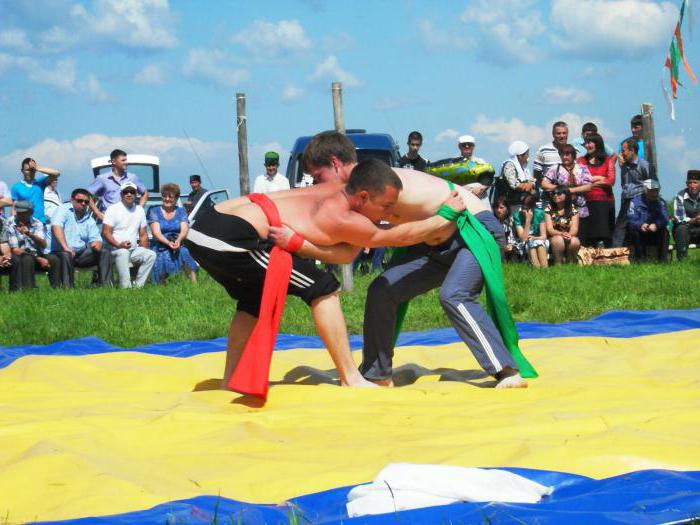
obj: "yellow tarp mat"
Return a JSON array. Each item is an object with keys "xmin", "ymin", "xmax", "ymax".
[{"xmin": 1, "ymin": 330, "xmax": 699, "ymax": 523}]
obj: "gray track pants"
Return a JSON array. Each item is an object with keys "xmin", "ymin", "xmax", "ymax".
[{"xmin": 360, "ymin": 210, "xmax": 515, "ymax": 380}]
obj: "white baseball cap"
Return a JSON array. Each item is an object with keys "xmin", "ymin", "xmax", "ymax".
[
  {"xmin": 458, "ymin": 135, "xmax": 475, "ymax": 145},
  {"xmin": 508, "ymin": 140, "xmax": 529, "ymax": 156},
  {"xmin": 120, "ymin": 181, "xmax": 138, "ymax": 192}
]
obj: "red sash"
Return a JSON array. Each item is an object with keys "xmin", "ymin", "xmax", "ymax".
[{"xmin": 228, "ymin": 193, "xmax": 292, "ymax": 400}]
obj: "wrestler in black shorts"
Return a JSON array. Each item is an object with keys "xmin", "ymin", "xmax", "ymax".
[{"xmin": 184, "ymin": 206, "xmax": 339, "ymax": 316}]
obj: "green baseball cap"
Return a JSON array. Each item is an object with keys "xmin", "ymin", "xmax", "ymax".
[{"xmin": 264, "ymin": 151, "xmax": 280, "ymax": 166}]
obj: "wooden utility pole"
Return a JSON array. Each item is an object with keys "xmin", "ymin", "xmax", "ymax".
[
  {"xmin": 332, "ymin": 81, "xmax": 353, "ymax": 292},
  {"xmin": 236, "ymin": 93, "xmax": 250, "ymax": 196},
  {"xmin": 641, "ymin": 103, "xmax": 658, "ymax": 177}
]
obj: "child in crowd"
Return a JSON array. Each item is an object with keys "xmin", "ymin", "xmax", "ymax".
[
  {"xmin": 545, "ymin": 186, "xmax": 581, "ymax": 264},
  {"xmin": 513, "ymin": 194, "xmax": 548, "ymax": 268},
  {"xmin": 492, "ymin": 196, "xmax": 521, "ymax": 262}
]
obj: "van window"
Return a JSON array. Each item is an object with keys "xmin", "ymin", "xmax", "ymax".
[{"xmin": 95, "ymin": 163, "xmax": 158, "ymax": 193}]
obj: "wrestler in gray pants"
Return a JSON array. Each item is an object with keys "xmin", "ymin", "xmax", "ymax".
[{"xmin": 360, "ymin": 210, "xmax": 516, "ymax": 380}]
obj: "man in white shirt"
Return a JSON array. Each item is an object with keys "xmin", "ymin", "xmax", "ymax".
[
  {"xmin": 253, "ymin": 151, "xmax": 290, "ymax": 194},
  {"xmin": 102, "ymin": 181, "xmax": 156, "ymax": 288}
]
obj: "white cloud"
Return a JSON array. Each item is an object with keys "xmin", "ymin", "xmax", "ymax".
[
  {"xmin": 471, "ymin": 115, "xmax": 548, "ymax": 147},
  {"xmin": 550, "ymin": 0, "xmax": 677, "ymax": 59},
  {"xmin": 460, "ymin": 0, "xmax": 545, "ymax": 65},
  {"xmin": 84, "ymin": 74, "xmax": 111, "ymax": 103},
  {"xmin": 470, "ymin": 112, "xmax": 616, "ymax": 148},
  {"xmin": 282, "ymin": 84, "xmax": 304, "ymax": 103},
  {"xmin": 70, "ymin": 0, "xmax": 177, "ymax": 50},
  {"xmin": 28, "ymin": 58, "xmax": 78, "ymax": 93},
  {"xmin": 0, "ymin": 28, "xmax": 31, "ymax": 51},
  {"xmin": 434, "ymin": 129, "xmax": 460, "ymax": 143},
  {"xmin": 417, "ymin": 20, "xmax": 473, "ymax": 52},
  {"xmin": 231, "ymin": 19, "xmax": 311, "ymax": 60},
  {"xmin": 133, "ymin": 63, "xmax": 166, "ymax": 85},
  {"xmin": 544, "ymin": 87, "xmax": 593, "ymax": 105},
  {"xmin": 308, "ymin": 55, "xmax": 360, "ymax": 87},
  {"xmin": 183, "ymin": 49, "xmax": 250, "ymax": 88}
]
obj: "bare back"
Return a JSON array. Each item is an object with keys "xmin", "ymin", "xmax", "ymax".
[
  {"xmin": 389, "ymin": 168, "xmax": 489, "ymax": 223},
  {"xmin": 214, "ymin": 183, "xmax": 361, "ymax": 246}
]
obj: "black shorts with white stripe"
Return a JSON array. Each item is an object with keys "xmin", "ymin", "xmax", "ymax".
[{"xmin": 184, "ymin": 205, "xmax": 340, "ymax": 317}]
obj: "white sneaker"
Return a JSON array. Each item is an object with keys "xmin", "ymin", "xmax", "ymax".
[{"xmin": 495, "ymin": 373, "xmax": 528, "ymax": 389}]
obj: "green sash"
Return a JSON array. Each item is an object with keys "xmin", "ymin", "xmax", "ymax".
[{"xmin": 392, "ymin": 183, "xmax": 538, "ymax": 378}]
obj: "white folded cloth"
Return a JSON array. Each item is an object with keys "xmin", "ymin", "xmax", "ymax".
[{"xmin": 346, "ymin": 463, "xmax": 553, "ymax": 518}]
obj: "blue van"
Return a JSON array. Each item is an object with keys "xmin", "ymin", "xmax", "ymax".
[{"xmin": 285, "ymin": 129, "xmax": 401, "ymax": 187}]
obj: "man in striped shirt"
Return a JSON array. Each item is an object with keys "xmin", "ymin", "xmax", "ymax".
[{"xmin": 533, "ymin": 121, "xmax": 568, "ymax": 205}]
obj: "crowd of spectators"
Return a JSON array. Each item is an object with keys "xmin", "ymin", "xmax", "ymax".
[
  {"xmin": 2, "ymin": 120, "xmax": 698, "ymax": 290},
  {"xmin": 0, "ymin": 149, "xmax": 200, "ymax": 291}
]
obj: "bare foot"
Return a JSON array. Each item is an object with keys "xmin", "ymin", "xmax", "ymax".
[
  {"xmin": 495, "ymin": 373, "xmax": 528, "ymax": 389},
  {"xmin": 342, "ymin": 375, "xmax": 379, "ymax": 388},
  {"xmin": 369, "ymin": 378, "xmax": 394, "ymax": 387}
]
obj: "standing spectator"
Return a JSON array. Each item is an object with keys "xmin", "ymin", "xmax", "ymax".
[
  {"xmin": 513, "ymin": 194, "xmax": 548, "ymax": 268},
  {"xmin": 51, "ymin": 188, "xmax": 111, "ymax": 288},
  {"xmin": 11, "ymin": 158, "xmax": 60, "ymax": 225},
  {"xmin": 44, "ymin": 177, "xmax": 62, "ymax": 219},
  {"xmin": 573, "ymin": 122, "xmax": 615, "ymax": 157},
  {"xmin": 456, "ymin": 134, "xmax": 491, "ymax": 202},
  {"xmin": 102, "ymin": 182, "xmax": 156, "ymax": 288},
  {"xmin": 147, "ymin": 183, "xmax": 198, "ymax": 284},
  {"xmin": 578, "ymin": 133, "xmax": 616, "ymax": 247},
  {"xmin": 672, "ymin": 169, "xmax": 700, "ymax": 261},
  {"xmin": 399, "ymin": 131, "xmax": 428, "ymax": 172},
  {"xmin": 88, "ymin": 149, "xmax": 148, "ymax": 221},
  {"xmin": 184, "ymin": 174, "xmax": 208, "ymax": 213},
  {"xmin": 533, "ymin": 121, "xmax": 569, "ymax": 203},
  {"xmin": 627, "ymin": 179, "xmax": 669, "ymax": 262},
  {"xmin": 612, "ymin": 138, "xmax": 657, "ymax": 247},
  {"xmin": 253, "ymin": 151, "xmax": 290, "ymax": 194},
  {"xmin": 545, "ymin": 187, "xmax": 580, "ymax": 264},
  {"xmin": 619, "ymin": 114, "xmax": 645, "ymax": 162},
  {"xmin": 541, "ymin": 144, "xmax": 592, "ymax": 224},
  {"xmin": 0, "ymin": 179, "xmax": 12, "ymax": 212},
  {"xmin": 492, "ymin": 196, "xmax": 521, "ymax": 262},
  {"xmin": 6, "ymin": 200, "xmax": 60, "ymax": 291},
  {"xmin": 495, "ymin": 140, "xmax": 535, "ymax": 213}
]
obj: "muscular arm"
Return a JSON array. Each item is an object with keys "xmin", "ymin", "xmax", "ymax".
[
  {"xmin": 332, "ymin": 213, "xmax": 455, "ymax": 248},
  {"xmin": 295, "ymin": 242, "xmax": 362, "ymax": 264}
]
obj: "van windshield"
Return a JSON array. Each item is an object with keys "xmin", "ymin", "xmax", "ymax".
[{"xmin": 288, "ymin": 148, "xmax": 394, "ymax": 187}]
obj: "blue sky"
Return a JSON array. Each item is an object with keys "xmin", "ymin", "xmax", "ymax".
[{"xmin": 1, "ymin": 0, "xmax": 699, "ymax": 198}]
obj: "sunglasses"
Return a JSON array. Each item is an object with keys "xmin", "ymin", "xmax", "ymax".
[
  {"xmin": 122, "ymin": 189, "xmax": 137, "ymax": 195},
  {"xmin": 459, "ymin": 143, "xmax": 474, "ymax": 147},
  {"xmin": 73, "ymin": 198, "xmax": 89, "ymax": 204},
  {"xmin": 553, "ymin": 190, "xmax": 567, "ymax": 195}
]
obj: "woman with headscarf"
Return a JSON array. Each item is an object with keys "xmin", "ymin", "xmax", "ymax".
[{"xmin": 495, "ymin": 140, "xmax": 536, "ymax": 214}]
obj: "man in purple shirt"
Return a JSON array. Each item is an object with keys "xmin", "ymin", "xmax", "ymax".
[{"xmin": 87, "ymin": 149, "xmax": 148, "ymax": 220}]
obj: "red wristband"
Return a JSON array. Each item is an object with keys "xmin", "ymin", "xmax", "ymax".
[{"xmin": 286, "ymin": 232, "xmax": 305, "ymax": 253}]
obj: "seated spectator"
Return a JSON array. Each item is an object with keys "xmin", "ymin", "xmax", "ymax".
[
  {"xmin": 541, "ymin": 144, "xmax": 593, "ymax": 227},
  {"xmin": 5, "ymin": 200, "xmax": 60, "ymax": 291},
  {"xmin": 513, "ymin": 194, "xmax": 548, "ymax": 268},
  {"xmin": 545, "ymin": 187, "xmax": 580, "ymax": 264},
  {"xmin": 147, "ymin": 183, "xmax": 198, "ymax": 284},
  {"xmin": 0, "ymin": 216, "xmax": 11, "ymax": 281},
  {"xmin": 578, "ymin": 133, "xmax": 616, "ymax": 247},
  {"xmin": 492, "ymin": 196, "xmax": 521, "ymax": 262},
  {"xmin": 627, "ymin": 179, "xmax": 669, "ymax": 263},
  {"xmin": 51, "ymin": 188, "xmax": 112, "ymax": 288},
  {"xmin": 672, "ymin": 169, "xmax": 700, "ymax": 261},
  {"xmin": 102, "ymin": 182, "xmax": 156, "ymax": 288},
  {"xmin": 495, "ymin": 140, "xmax": 536, "ymax": 213}
]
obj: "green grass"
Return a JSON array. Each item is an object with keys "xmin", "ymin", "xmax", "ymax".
[{"xmin": 1, "ymin": 253, "xmax": 698, "ymax": 348}]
